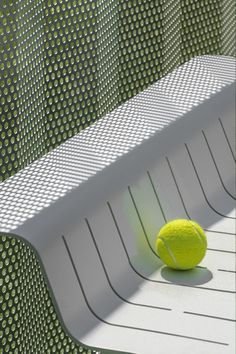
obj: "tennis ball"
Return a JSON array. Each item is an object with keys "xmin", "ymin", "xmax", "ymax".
[{"xmin": 156, "ymin": 219, "xmax": 207, "ymax": 270}]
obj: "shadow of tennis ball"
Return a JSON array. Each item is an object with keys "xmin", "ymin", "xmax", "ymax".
[{"xmin": 161, "ymin": 266, "xmax": 213, "ymax": 286}]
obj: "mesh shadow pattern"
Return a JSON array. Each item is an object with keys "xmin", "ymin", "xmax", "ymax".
[
  {"xmin": 0, "ymin": 0, "xmax": 235, "ymax": 353},
  {"xmin": 1, "ymin": 0, "xmax": 236, "ymax": 182}
]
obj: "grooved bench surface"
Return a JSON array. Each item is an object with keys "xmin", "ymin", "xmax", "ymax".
[{"xmin": 0, "ymin": 56, "xmax": 235, "ymax": 354}]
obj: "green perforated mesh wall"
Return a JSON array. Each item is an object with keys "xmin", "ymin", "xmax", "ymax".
[
  {"xmin": 1, "ymin": 0, "xmax": 236, "ymax": 183},
  {"xmin": 0, "ymin": 235, "xmax": 99, "ymax": 354},
  {"xmin": 0, "ymin": 0, "xmax": 235, "ymax": 352}
]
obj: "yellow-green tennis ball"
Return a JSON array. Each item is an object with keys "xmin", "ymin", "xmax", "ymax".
[{"xmin": 156, "ymin": 219, "xmax": 207, "ymax": 270}]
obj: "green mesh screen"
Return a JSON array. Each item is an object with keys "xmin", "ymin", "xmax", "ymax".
[
  {"xmin": 0, "ymin": 235, "xmax": 99, "ymax": 354},
  {"xmin": 1, "ymin": 0, "xmax": 236, "ymax": 182},
  {"xmin": 0, "ymin": 0, "xmax": 235, "ymax": 352}
]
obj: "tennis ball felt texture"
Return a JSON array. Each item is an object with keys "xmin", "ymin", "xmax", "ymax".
[{"xmin": 156, "ymin": 219, "xmax": 207, "ymax": 270}]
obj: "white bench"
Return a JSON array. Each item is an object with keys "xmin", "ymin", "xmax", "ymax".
[{"xmin": 0, "ymin": 55, "xmax": 235, "ymax": 354}]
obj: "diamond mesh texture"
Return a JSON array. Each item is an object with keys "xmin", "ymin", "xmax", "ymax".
[{"xmin": 0, "ymin": 0, "xmax": 235, "ymax": 352}]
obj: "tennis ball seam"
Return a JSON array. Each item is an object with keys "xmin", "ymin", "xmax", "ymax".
[
  {"xmin": 158, "ymin": 236, "xmax": 180, "ymax": 269},
  {"xmin": 189, "ymin": 221, "xmax": 206, "ymax": 245}
]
